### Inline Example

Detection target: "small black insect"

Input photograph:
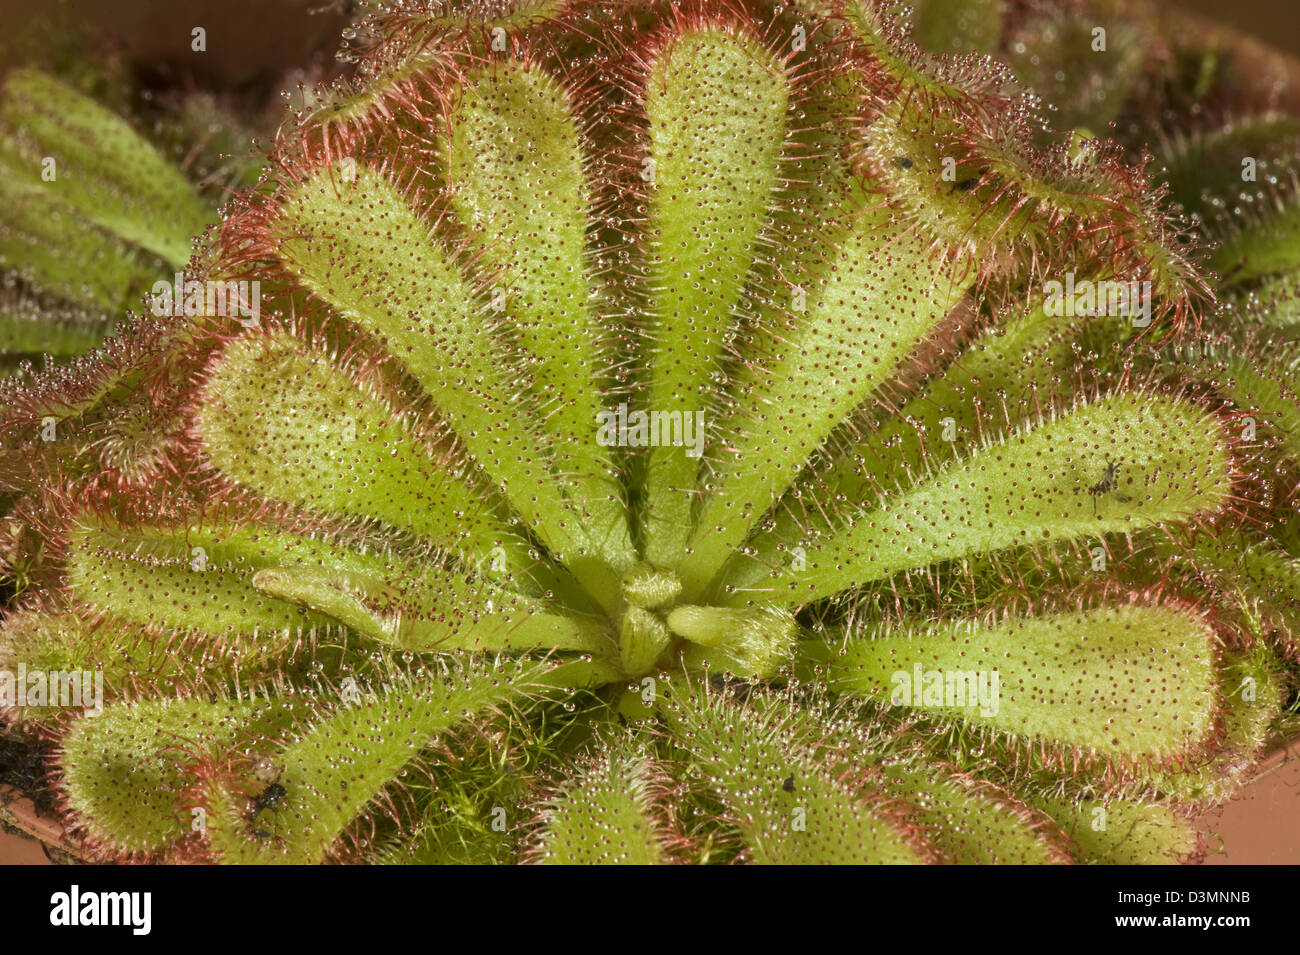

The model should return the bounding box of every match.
[1089,460,1132,514]
[894,156,913,170]
[249,761,287,838]
[782,775,796,793]
[951,175,981,192]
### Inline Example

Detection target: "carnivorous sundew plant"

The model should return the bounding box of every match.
[2,0,1300,865]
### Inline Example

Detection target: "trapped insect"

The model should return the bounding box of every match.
[249,760,287,838]
[1089,460,1132,514]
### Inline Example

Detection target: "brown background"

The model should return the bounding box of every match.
[0,0,350,88]
[1174,0,1300,56]
[0,0,1295,84]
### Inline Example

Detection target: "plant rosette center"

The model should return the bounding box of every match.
[615,562,797,682]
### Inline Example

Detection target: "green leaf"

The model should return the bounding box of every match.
[251,561,614,657]
[1147,646,1285,802]
[444,61,634,568]
[204,658,550,864]
[527,734,675,864]
[0,69,211,268]
[1036,798,1198,864]
[723,390,1232,606]
[1158,114,1300,223]
[1212,350,1300,467]
[639,26,790,567]
[0,611,191,724]
[271,163,621,609]
[1190,531,1300,657]
[907,0,1005,56]
[880,762,1073,864]
[617,606,671,678]
[1211,188,1300,283]
[61,696,276,856]
[669,604,798,679]
[0,172,158,312]
[0,292,112,357]
[1004,16,1143,132]
[197,331,538,579]
[747,295,1121,573]
[803,603,1222,765]
[67,519,336,640]
[662,681,929,863]
[680,204,969,597]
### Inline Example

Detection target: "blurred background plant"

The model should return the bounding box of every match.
[0,0,355,375]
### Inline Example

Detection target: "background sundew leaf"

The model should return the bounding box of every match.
[638,25,790,569]
[0,64,269,371]
[1003,15,1144,134]
[1157,114,1300,224]
[526,734,675,864]
[1211,189,1300,284]
[197,332,539,581]
[1035,798,1199,864]
[0,294,115,359]
[0,174,161,313]
[60,696,281,856]
[1193,533,1300,650]
[661,682,930,864]
[905,0,1005,56]
[1210,351,1300,467]
[803,604,1221,764]
[203,659,550,864]
[270,163,621,609]
[679,202,971,598]
[443,60,635,569]
[1246,273,1300,331]
[722,391,1233,606]
[0,69,212,269]
[809,0,988,103]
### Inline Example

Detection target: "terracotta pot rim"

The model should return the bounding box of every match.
[0,784,80,862]
[1244,734,1300,780]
